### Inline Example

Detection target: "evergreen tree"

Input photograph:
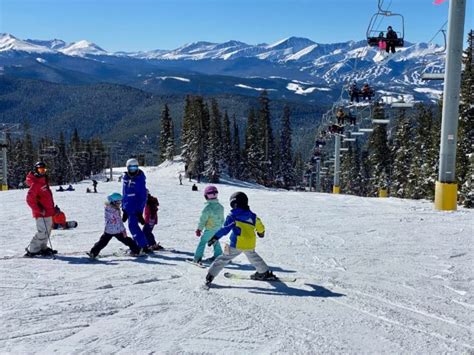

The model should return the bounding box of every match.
[243,108,263,182]
[221,110,232,173]
[204,100,222,183]
[159,104,172,162]
[229,115,241,179]
[391,108,413,198]
[293,151,305,188]
[257,90,275,185]
[457,30,474,207]
[279,105,294,188]
[166,120,175,161]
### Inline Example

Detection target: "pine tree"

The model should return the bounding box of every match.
[457,30,474,207]
[204,100,222,182]
[391,108,413,198]
[166,120,175,161]
[221,110,232,173]
[293,151,305,188]
[279,105,294,188]
[159,104,172,162]
[229,115,241,179]
[257,90,275,185]
[243,108,262,182]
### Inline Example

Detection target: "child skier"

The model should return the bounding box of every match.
[204,191,275,287]
[143,190,163,250]
[192,185,224,264]
[87,193,142,258]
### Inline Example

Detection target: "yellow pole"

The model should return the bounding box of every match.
[0,185,7,191]
[378,188,388,198]
[333,185,340,194]
[435,181,457,211]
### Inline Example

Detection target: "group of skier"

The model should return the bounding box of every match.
[24,158,276,287]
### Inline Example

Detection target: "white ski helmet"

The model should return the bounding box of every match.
[126,158,139,168]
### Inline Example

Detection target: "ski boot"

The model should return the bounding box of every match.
[250,270,277,281]
[205,274,214,287]
[150,243,164,251]
[24,248,40,258]
[40,248,58,256]
[130,248,146,257]
[86,251,97,259]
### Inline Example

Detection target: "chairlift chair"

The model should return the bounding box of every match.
[367,1,405,48]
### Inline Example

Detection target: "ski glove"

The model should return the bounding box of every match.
[122,210,128,222]
[137,213,146,225]
[257,232,265,238]
[207,235,218,247]
[195,229,202,237]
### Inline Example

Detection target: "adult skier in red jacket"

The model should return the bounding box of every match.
[25,162,57,256]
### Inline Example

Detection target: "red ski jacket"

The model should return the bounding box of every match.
[25,172,55,218]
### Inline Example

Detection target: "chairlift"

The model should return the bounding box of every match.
[421,28,446,81]
[421,73,445,81]
[359,128,374,132]
[340,148,349,152]
[372,119,391,124]
[367,0,404,48]
[391,102,414,109]
[351,132,365,136]
[343,138,356,142]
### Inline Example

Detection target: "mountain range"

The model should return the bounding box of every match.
[0,33,446,104]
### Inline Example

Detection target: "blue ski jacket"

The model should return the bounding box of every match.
[214,208,265,250]
[122,170,147,214]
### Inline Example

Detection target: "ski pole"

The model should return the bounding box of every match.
[42,217,55,260]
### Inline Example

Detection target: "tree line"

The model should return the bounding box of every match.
[6,128,107,188]
[159,91,298,188]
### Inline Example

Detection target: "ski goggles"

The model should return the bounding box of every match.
[36,167,47,174]
[127,165,139,172]
[206,191,218,198]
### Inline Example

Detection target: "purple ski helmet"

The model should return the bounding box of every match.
[204,185,219,200]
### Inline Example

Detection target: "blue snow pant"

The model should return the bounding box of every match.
[193,229,222,262]
[143,223,157,246]
[127,213,148,248]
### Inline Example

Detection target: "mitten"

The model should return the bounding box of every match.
[137,213,145,225]
[195,229,202,237]
[207,236,218,247]
[122,210,128,222]
[257,232,265,238]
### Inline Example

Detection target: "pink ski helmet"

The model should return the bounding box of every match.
[204,185,219,200]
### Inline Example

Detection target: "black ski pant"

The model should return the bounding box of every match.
[90,232,140,256]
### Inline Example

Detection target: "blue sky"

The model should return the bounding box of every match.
[0,0,472,51]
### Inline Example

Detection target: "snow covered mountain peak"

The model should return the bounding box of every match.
[59,40,108,56]
[267,36,316,51]
[0,33,55,53]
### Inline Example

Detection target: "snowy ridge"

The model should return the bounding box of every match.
[59,40,108,57]
[0,160,472,353]
[0,33,55,54]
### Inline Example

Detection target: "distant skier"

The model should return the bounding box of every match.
[336,108,346,125]
[179,173,183,185]
[92,180,98,193]
[204,192,275,288]
[142,190,163,250]
[348,109,357,126]
[361,83,372,101]
[349,82,359,103]
[24,162,57,257]
[386,26,398,54]
[192,185,224,264]
[66,184,75,191]
[192,183,198,191]
[87,193,142,258]
[122,158,149,252]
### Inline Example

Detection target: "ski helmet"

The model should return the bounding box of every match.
[204,185,218,200]
[33,161,47,177]
[126,158,139,174]
[107,192,122,204]
[229,191,248,210]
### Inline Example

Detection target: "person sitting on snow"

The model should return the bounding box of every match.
[52,205,67,229]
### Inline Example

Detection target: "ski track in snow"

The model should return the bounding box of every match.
[0,161,473,353]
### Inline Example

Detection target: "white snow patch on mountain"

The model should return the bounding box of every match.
[414,87,443,97]
[287,83,318,95]
[60,40,108,57]
[156,76,191,82]
[235,84,276,91]
[36,58,47,64]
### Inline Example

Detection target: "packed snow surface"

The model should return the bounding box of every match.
[0,161,472,353]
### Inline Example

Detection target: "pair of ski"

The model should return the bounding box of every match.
[202,273,297,290]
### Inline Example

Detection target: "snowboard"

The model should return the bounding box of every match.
[223,272,297,283]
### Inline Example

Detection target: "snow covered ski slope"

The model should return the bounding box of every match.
[0,161,472,353]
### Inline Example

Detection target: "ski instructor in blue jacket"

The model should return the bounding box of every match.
[122,158,148,251]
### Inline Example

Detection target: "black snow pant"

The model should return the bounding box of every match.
[385,42,396,53]
[90,232,140,256]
